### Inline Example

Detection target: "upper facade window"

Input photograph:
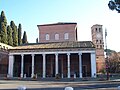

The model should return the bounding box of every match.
[45,34,50,40]
[64,33,69,40]
[99,28,101,32]
[55,34,59,40]
[96,28,97,32]
[95,28,101,33]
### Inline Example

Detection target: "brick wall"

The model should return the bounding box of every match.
[37,23,77,43]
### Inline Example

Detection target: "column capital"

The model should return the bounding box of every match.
[31,54,35,57]
[55,53,58,56]
[67,53,70,56]
[91,52,95,54]
[42,53,46,56]
[78,52,82,55]
[21,54,24,57]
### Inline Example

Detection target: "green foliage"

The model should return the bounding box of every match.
[104,49,115,56]
[10,21,18,46]
[55,74,60,79]
[7,25,13,46]
[108,0,120,13]
[99,68,106,74]
[22,31,28,44]
[0,11,7,26]
[0,11,25,46]
[0,22,8,44]
[115,0,120,4]
[18,24,22,45]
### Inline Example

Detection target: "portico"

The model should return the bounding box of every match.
[8,41,96,78]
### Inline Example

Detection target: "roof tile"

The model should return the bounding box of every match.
[10,41,95,50]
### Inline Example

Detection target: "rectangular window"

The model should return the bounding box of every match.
[96,28,97,32]
[64,33,69,40]
[46,34,50,40]
[99,28,101,32]
[55,34,59,40]
[96,40,98,43]
[100,45,102,48]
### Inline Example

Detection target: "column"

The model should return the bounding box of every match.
[20,54,24,78]
[91,52,96,78]
[79,53,82,78]
[8,54,14,77]
[67,53,70,78]
[55,53,58,75]
[31,54,35,78]
[42,54,46,78]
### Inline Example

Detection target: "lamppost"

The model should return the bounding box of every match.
[105,29,109,80]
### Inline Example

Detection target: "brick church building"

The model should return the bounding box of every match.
[7,22,105,78]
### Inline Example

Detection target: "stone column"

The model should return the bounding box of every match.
[20,54,24,78]
[31,54,35,78]
[43,54,46,78]
[79,53,82,78]
[91,52,96,78]
[67,53,70,78]
[55,53,58,75]
[8,54,14,77]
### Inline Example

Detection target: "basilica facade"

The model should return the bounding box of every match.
[8,23,104,78]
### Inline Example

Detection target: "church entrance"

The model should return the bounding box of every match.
[70,53,79,77]
[58,54,67,78]
[34,54,43,77]
[13,55,21,77]
[24,55,32,77]
[46,54,55,77]
[82,53,91,77]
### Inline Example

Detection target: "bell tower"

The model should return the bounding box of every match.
[91,24,105,73]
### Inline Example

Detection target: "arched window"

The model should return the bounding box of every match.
[64,33,69,40]
[55,34,59,40]
[45,34,50,40]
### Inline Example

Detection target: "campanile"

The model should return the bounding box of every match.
[91,24,105,73]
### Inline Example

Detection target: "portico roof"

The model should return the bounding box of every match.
[10,41,95,50]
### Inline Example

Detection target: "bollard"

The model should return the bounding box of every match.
[118,86,120,90]
[18,86,26,90]
[65,87,74,90]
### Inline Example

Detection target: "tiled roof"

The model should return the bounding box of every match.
[10,41,95,50]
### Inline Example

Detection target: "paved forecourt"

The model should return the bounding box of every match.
[0,80,119,90]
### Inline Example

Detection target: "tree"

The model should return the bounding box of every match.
[0,11,7,26]
[22,31,28,44]
[108,0,120,13]
[107,51,120,73]
[18,24,22,45]
[10,21,18,46]
[0,22,8,44]
[7,25,13,46]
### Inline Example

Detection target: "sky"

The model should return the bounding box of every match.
[0,0,120,52]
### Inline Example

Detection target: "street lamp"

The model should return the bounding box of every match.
[105,29,109,80]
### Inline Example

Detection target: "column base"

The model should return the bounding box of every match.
[79,73,82,78]
[20,74,23,78]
